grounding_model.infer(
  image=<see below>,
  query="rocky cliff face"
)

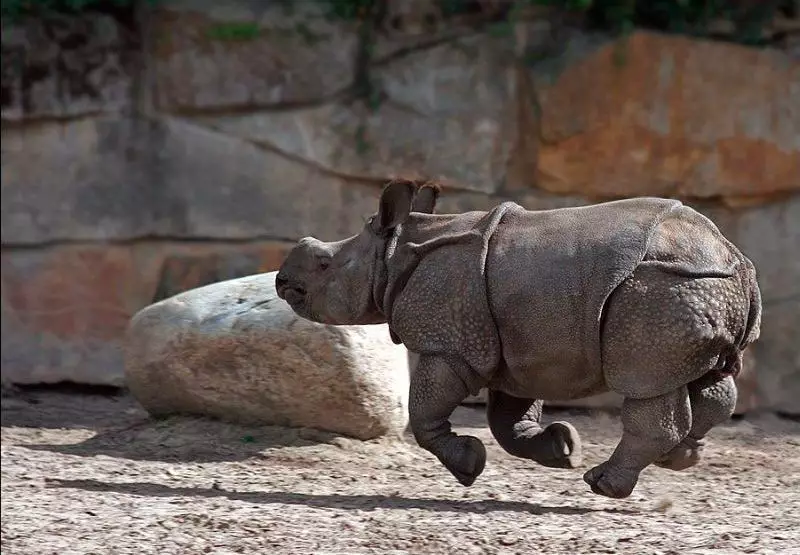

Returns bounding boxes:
[2,0,798,414]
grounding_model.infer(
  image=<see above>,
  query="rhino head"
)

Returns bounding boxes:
[275,179,440,326]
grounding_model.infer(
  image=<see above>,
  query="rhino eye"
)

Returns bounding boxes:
[319,259,330,271]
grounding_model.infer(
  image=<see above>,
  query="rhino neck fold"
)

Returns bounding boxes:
[372,226,401,339]
[379,204,517,346]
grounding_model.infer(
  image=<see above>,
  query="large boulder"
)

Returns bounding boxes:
[124,272,410,440]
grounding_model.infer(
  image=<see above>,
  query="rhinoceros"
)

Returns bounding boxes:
[276,179,761,499]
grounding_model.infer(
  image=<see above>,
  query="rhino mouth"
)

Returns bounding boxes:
[279,285,307,307]
[275,273,318,320]
[275,273,306,304]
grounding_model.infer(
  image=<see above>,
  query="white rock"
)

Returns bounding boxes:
[124,272,409,440]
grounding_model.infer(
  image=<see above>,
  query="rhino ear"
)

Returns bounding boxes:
[411,182,440,214]
[375,180,415,234]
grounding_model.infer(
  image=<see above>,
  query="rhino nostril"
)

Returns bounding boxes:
[275,274,288,291]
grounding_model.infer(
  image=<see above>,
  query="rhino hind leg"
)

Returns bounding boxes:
[487,390,582,468]
[584,386,691,499]
[655,372,737,471]
[601,266,749,400]
[593,263,751,492]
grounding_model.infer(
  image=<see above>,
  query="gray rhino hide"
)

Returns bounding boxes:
[387,197,740,400]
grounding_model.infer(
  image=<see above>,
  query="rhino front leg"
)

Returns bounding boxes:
[584,386,691,499]
[409,355,487,487]
[487,390,582,468]
[656,373,737,471]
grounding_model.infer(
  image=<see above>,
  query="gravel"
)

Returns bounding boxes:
[2,390,799,555]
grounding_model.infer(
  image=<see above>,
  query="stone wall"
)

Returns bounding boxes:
[2,1,798,414]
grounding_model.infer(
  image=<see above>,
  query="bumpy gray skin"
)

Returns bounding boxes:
[276,180,762,499]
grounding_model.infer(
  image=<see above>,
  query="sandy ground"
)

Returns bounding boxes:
[2,389,800,555]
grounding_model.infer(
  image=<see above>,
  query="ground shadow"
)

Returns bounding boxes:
[1,386,138,430]
[26,415,346,463]
[44,478,639,516]
[11,391,797,465]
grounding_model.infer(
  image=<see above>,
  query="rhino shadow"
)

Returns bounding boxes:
[24,413,356,463]
[44,478,640,516]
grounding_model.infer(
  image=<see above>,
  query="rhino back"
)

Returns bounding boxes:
[485,197,682,401]
[642,204,744,277]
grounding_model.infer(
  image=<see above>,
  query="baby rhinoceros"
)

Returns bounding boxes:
[276,179,761,499]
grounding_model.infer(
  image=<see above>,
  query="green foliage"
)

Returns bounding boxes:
[2,0,781,44]
[1,0,158,21]
[323,0,373,21]
[205,21,261,42]
[2,0,779,46]
[315,0,779,45]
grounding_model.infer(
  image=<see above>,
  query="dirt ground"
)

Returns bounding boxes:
[2,389,799,555]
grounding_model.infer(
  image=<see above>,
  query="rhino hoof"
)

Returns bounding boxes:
[444,436,487,487]
[540,421,583,469]
[583,462,638,499]
[654,438,702,471]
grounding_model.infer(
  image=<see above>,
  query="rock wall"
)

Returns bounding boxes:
[2,1,798,414]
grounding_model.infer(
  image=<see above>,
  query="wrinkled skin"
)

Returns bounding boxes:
[277,179,762,499]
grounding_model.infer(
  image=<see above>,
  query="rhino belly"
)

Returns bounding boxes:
[486,245,613,401]
[488,270,609,401]
[489,333,608,401]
